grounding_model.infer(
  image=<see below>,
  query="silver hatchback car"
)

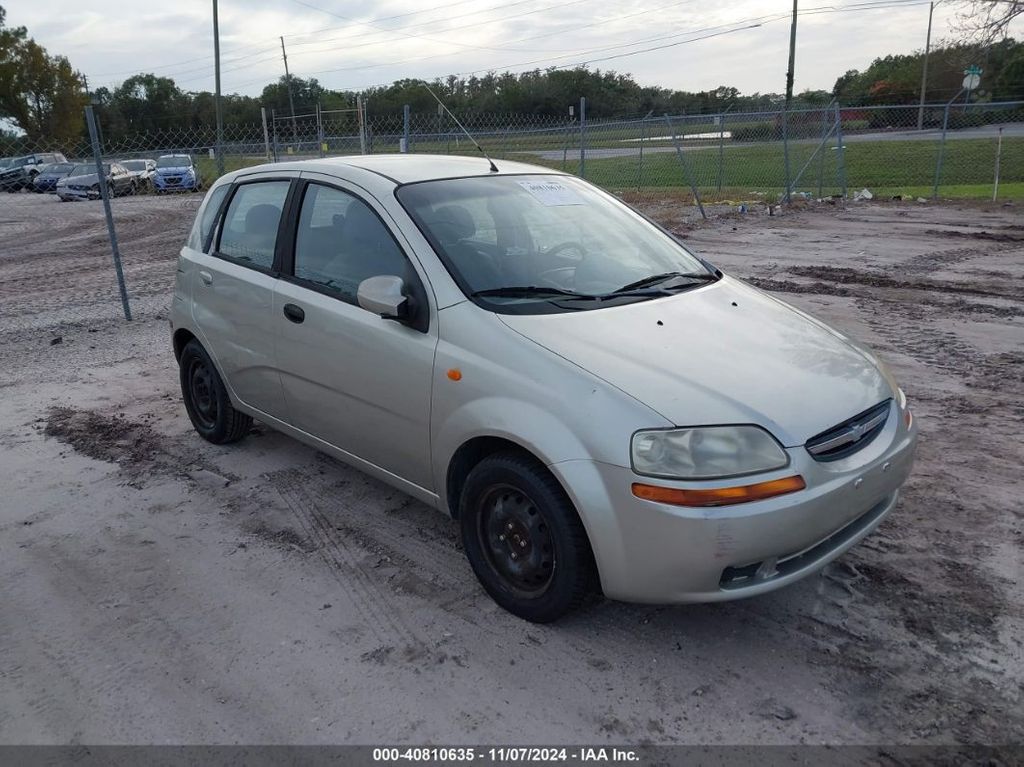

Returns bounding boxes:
[171,155,917,622]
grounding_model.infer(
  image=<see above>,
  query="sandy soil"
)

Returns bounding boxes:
[0,191,1020,747]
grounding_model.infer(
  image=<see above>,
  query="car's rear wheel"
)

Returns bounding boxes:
[459,451,596,622]
[179,340,252,444]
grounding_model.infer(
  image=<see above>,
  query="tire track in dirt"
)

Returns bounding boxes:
[268,467,431,652]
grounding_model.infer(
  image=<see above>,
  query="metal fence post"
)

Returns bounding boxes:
[782,108,791,203]
[316,103,325,157]
[357,95,367,155]
[561,120,571,170]
[817,105,827,197]
[834,102,847,198]
[85,106,132,322]
[579,96,586,179]
[261,107,271,161]
[637,117,646,193]
[664,114,707,220]
[993,126,1004,201]
[402,104,410,153]
[932,93,961,199]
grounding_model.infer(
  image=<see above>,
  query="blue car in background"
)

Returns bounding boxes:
[153,154,202,193]
[32,161,78,193]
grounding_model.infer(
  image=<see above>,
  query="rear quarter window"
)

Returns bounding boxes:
[186,184,231,252]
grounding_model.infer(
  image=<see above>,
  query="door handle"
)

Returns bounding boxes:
[198,270,213,286]
[283,303,305,324]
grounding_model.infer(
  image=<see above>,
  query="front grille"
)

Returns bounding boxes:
[163,176,182,184]
[805,399,891,462]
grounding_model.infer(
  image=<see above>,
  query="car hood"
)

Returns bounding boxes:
[155,165,193,173]
[497,276,893,447]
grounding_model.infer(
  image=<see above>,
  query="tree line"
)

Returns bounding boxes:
[2,1,1023,145]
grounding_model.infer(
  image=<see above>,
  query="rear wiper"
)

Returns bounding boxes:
[613,271,718,294]
[472,286,589,299]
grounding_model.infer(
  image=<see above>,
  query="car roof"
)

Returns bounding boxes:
[251,154,567,185]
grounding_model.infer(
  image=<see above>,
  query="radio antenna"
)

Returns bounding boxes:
[423,83,498,173]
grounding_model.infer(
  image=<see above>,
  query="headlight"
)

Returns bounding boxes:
[631,426,789,480]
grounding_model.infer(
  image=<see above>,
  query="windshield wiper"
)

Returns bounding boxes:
[612,271,718,294]
[472,286,589,299]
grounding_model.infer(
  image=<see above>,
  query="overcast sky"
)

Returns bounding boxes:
[7,0,1020,98]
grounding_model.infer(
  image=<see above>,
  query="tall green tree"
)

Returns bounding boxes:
[0,5,88,142]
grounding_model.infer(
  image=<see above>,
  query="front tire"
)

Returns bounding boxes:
[459,452,596,622]
[179,340,252,444]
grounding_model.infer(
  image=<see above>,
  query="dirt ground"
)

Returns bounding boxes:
[0,191,1021,747]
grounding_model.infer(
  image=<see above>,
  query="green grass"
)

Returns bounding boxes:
[192,135,1022,202]
[515,136,1023,201]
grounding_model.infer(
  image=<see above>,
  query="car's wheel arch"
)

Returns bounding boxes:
[172,328,240,406]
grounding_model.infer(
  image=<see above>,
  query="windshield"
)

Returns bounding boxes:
[121,160,147,171]
[396,174,711,313]
[48,163,75,173]
[157,156,191,168]
[69,164,107,176]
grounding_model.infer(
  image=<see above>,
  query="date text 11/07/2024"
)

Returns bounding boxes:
[372,747,641,762]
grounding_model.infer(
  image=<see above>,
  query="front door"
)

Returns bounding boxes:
[273,178,438,491]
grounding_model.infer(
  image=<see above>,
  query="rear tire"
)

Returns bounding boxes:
[459,451,596,622]
[179,340,252,444]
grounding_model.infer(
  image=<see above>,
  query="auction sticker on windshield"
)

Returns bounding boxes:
[517,179,585,206]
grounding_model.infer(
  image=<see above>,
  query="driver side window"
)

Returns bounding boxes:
[293,183,411,305]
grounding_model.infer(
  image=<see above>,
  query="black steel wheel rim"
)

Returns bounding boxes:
[477,484,556,598]
[187,358,218,430]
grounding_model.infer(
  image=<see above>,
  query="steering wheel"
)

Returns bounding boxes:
[534,241,586,289]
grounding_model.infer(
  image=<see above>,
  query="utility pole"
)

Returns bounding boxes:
[782,0,798,202]
[917,1,935,130]
[213,0,225,177]
[280,36,299,143]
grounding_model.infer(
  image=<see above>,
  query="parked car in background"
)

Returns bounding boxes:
[153,154,201,193]
[171,155,917,623]
[32,161,78,193]
[56,162,136,201]
[0,152,68,192]
[119,158,157,191]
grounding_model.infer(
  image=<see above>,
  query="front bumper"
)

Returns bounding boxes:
[153,174,198,191]
[551,401,917,603]
[33,178,59,192]
[0,174,26,191]
[57,187,93,201]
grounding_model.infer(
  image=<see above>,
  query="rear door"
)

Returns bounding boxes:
[190,174,296,420]
[272,175,438,490]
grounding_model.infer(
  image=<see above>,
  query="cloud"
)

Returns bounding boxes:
[8,0,1018,99]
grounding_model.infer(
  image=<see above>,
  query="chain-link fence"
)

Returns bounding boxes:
[3,98,1020,203]
[1,97,1020,330]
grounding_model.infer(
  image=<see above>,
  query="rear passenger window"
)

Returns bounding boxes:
[217,181,290,268]
[293,183,411,304]
[188,184,230,252]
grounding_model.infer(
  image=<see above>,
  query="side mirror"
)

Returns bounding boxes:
[357,275,409,321]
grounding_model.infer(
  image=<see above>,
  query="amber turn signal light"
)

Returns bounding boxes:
[632,475,807,507]
[447,368,462,381]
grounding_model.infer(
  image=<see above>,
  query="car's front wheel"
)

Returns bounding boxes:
[459,452,597,622]
[179,340,252,444]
